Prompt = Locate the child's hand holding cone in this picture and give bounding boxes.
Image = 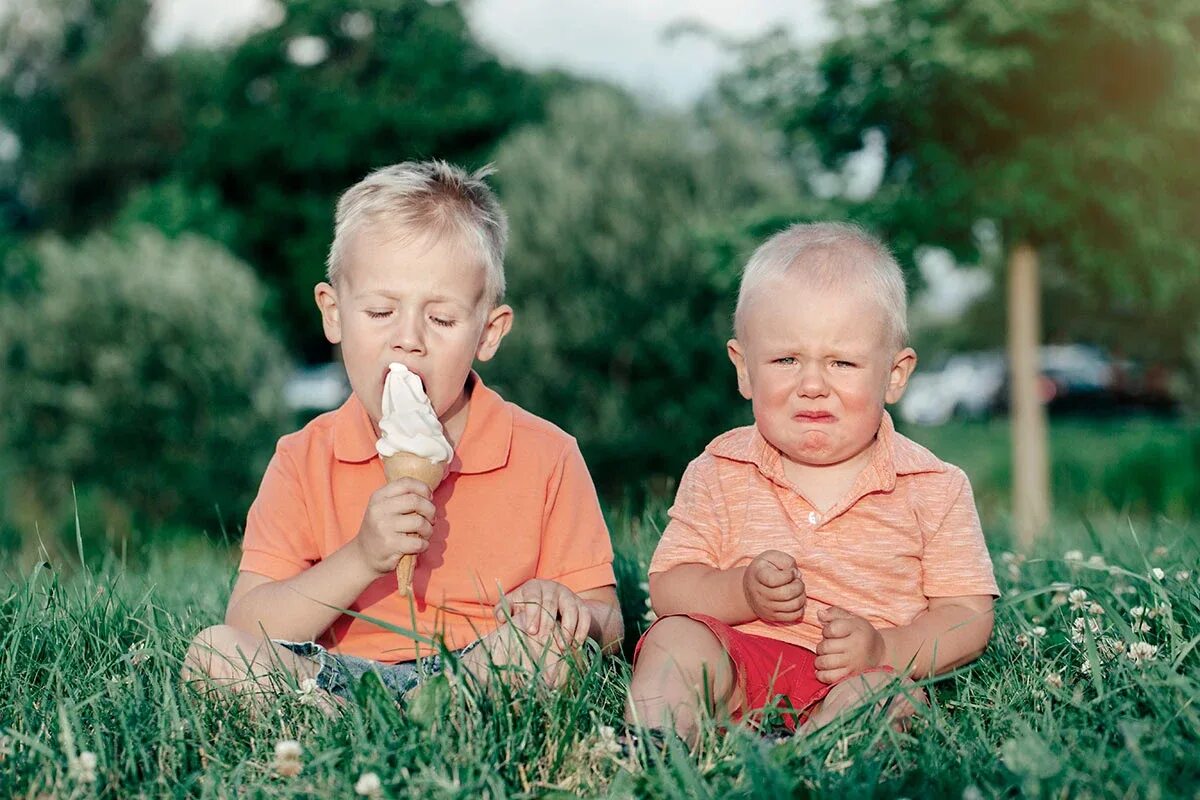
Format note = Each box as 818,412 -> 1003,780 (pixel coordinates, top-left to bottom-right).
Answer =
374,363 -> 454,596
382,452 -> 447,595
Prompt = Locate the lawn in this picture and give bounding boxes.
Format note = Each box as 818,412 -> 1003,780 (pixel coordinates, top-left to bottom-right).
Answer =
1,418 -> 1197,798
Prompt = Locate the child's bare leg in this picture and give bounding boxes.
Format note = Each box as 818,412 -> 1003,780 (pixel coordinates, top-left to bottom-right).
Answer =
182,624 -> 342,712
801,671 -> 926,732
625,616 -> 744,744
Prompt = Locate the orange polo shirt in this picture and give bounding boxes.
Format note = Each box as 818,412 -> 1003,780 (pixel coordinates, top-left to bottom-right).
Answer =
649,412 -> 999,652
239,373 -> 616,663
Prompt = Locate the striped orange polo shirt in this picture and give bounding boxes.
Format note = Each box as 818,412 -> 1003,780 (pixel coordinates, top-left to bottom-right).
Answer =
649,412 -> 999,652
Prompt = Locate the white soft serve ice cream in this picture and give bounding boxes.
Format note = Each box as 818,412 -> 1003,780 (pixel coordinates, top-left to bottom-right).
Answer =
375,363 -> 453,462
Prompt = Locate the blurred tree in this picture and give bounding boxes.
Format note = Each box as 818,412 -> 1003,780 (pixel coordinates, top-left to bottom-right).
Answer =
171,0 -> 551,356
1,0 -> 553,355
0,0 -> 184,234
0,228 -> 290,536
485,89 -> 808,493
720,1 -> 1200,543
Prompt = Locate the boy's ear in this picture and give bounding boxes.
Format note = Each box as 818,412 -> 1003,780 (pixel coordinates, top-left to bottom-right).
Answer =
475,303 -> 513,362
884,347 -> 918,404
314,281 -> 343,345
727,339 -> 753,400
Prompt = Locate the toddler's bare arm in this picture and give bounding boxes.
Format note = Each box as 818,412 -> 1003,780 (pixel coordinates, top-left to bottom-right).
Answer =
649,563 -> 756,624
650,551 -> 806,625
879,594 -> 995,678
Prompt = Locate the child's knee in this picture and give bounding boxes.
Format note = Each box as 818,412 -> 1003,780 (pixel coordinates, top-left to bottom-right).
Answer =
182,624 -> 256,682
636,616 -> 721,668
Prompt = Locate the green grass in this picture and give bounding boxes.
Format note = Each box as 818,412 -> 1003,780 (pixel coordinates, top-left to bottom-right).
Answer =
1,504 -> 1197,798
900,415 -> 1200,524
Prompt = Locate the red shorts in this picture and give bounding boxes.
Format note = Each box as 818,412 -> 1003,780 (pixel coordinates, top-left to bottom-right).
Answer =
634,613 -> 892,731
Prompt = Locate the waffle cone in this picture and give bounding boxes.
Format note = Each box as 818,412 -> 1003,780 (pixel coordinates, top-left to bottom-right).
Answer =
381,452 -> 447,596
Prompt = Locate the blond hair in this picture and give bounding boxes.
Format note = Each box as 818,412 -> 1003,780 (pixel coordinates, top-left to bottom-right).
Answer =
326,160 -> 508,306
734,221 -> 908,348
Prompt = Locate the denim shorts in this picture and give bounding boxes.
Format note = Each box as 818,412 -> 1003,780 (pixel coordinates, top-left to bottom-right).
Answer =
276,640 -> 476,701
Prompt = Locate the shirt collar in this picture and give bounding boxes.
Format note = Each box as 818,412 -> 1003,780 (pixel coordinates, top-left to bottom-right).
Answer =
709,411 -> 944,504
449,371 -> 512,475
332,371 -> 512,474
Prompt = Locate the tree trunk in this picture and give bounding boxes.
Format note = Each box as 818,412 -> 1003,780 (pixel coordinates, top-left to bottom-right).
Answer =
1007,242 -> 1050,546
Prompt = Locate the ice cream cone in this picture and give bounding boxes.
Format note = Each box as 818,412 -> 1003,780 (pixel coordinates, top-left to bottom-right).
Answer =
382,452 -> 448,596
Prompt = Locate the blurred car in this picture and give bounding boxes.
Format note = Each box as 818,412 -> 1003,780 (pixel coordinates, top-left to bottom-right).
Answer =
899,345 -> 1132,425
899,350 -> 1005,425
284,362 -> 350,413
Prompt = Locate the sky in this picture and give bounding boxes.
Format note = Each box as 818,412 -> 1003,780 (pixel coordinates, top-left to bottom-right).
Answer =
148,0 -> 831,107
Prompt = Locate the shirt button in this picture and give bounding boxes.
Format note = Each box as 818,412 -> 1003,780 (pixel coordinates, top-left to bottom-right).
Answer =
808,512 -> 818,524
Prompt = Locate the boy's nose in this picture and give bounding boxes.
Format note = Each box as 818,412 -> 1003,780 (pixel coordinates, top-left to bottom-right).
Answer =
796,363 -> 829,396
390,310 -> 425,354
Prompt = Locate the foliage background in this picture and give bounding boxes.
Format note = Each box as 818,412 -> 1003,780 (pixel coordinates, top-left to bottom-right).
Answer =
2,0 -> 1196,535
0,0 -> 1197,796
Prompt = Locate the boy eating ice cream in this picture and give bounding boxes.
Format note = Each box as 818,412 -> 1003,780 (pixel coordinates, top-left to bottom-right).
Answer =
184,161 -> 622,703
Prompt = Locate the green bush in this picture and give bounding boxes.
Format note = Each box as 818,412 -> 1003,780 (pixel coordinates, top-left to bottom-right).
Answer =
0,227 -> 289,538
485,90 -> 808,492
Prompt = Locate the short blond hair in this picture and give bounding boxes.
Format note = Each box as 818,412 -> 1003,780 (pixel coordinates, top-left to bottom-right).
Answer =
734,221 -> 908,348
326,160 -> 508,306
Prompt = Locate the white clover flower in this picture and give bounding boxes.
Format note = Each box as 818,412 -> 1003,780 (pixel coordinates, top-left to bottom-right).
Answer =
1000,552 -> 1018,565
1130,606 -> 1146,618
1175,570 -> 1191,581
273,740 -> 303,778
1126,641 -> 1159,665
1044,672 -> 1063,689
1133,620 -> 1151,634
1150,567 -> 1165,581
296,677 -> 319,705
1068,589 -> 1088,611
1087,602 -> 1105,616
1152,545 -> 1168,559
1051,592 -> 1068,607
962,786 -> 985,800
1015,633 -> 1031,649
69,751 -> 98,783
1087,554 -> 1106,569
1031,626 -> 1047,638
1156,603 -> 1172,618
275,740 -> 302,760
1080,657 -> 1092,676
355,771 -> 383,797
1064,550 -> 1084,563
